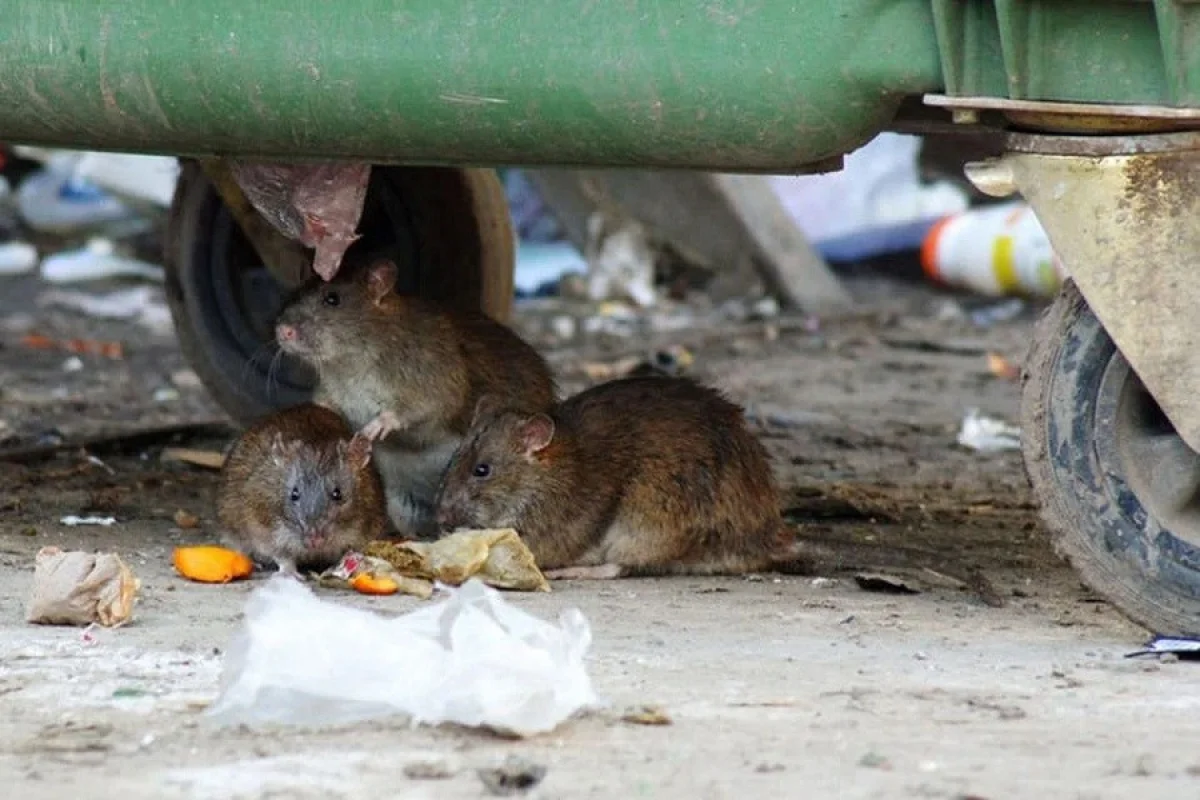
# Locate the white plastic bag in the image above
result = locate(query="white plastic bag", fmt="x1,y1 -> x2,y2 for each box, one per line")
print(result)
206,578 -> 600,737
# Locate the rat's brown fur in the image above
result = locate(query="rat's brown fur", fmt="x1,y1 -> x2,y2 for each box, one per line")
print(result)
436,376 -> 792,575
275,259 -> 555,537
217,403 -> 386,574
434,376 -> 1003,604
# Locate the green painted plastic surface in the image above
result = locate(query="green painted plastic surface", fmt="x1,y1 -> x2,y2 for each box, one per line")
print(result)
1,2 -> 1198,169
0,1 -> 942,170
935,0 -> 1200,107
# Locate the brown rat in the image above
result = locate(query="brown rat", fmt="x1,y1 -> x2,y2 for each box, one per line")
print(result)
217,403 -> 386,575
434,375 -> 1000,604
274,258 -> 556,538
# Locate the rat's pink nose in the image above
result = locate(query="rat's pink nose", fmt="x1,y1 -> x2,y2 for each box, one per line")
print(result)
276,323 -> 297,343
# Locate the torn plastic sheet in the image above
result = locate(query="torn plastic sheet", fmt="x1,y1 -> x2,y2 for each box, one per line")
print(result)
206,577 -> 600,737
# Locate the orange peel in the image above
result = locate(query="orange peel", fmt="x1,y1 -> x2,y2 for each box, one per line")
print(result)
173,545 -> 254,583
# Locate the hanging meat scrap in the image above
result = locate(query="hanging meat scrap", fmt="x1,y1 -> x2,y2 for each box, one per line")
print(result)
230,161 -> 371,282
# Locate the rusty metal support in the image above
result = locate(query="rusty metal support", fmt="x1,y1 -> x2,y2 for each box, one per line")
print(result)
967,131 -> 1200,452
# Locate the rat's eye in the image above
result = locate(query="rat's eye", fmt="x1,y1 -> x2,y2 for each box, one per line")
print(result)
330,487 -> 343,503
472,463 -> 492,479
322,290 -> 340,307
289,486 -> 301,502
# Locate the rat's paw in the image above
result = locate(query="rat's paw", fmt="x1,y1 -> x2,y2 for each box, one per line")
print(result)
360,410 -> 401,442
545,564 -> 623,581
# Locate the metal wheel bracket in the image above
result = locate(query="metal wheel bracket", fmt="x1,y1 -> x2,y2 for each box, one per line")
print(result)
966,131 -> 1200,454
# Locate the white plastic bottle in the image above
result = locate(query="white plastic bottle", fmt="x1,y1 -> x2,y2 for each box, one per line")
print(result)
921,201 -> 1066,298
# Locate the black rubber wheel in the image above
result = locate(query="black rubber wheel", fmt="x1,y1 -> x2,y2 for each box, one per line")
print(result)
1023,279 -> 1200,635
164,162 -> 514,425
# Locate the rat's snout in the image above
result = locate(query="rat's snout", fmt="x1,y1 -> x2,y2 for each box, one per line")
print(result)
435,503 -> 462,532
276,323 -> 298,345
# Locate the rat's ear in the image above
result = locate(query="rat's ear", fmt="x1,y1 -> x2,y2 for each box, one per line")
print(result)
470,394 -> 503,428
343,433 -> 374,471
366,259 -> 398,306
517,413 -> 555,455
269,432 -> 288,466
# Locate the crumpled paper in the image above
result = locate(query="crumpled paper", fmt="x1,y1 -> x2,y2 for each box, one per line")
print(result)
206,577 -> 600,737
956,408 -> 1021,453
321,529 -> 550,597
26,546 -> 139,626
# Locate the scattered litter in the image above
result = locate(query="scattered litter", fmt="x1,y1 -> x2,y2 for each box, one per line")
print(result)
853,573 -> 922,596
548,314 -> 576,340
0,241 -> 38,275
153,387 -> 180,403
957,409 -> 1021,453
21,333 -> 123,359
39,286 -> 173,335
173,509 -> 200,529
1126,636 -> 1200,660
173,546 -> 254,584
323,554 -> 433,599
61,356 -> 84,373
16,156 -> 144,235
580,355 -> 642,382
968,298 -> 1026,328
171,369 -> 203,390
161,447 -> 227,470
810,577 -> 839,589
986,352 -> 1021,381
350,571 -> 403,596
72,151 -> 180,208
858,751 -> 892,770
86,455 -> 115,476
26,546 -> 139,627
321,529 -> 550,597
515,241 -> 586,296
41,238 -> 164,284
621,705 -> 673,726
477,756 -> 548,796
60,515 -> 116,527
584,213 -> 658,308
206,577 -> 599,736
579,346 -> 694,382
404,758 -> 458,780
922,201 -> 1064,299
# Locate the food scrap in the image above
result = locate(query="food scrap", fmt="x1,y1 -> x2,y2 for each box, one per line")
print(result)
27,546 -> 139,627
350,572 -> 400,596
173,545 -> 254,584
621,705 -> 673,726
986,351 -> 1020,381
321,528 -> 550,599
21,333 -> 124,359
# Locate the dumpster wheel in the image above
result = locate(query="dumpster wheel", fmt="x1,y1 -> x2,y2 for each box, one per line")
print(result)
1023,279 -> 1200,635
164,162 -> 514,426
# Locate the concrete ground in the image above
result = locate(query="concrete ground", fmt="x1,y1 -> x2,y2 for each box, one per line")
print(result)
0,271 -> 1195,799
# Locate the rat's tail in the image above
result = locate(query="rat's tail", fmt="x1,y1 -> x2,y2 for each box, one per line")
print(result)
770,532 -> 1004,608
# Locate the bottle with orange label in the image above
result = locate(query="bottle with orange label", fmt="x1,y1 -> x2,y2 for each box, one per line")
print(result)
921,201 -> 1067,298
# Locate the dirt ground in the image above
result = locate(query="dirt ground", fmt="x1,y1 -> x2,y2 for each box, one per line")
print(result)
1,268 -> 1196,800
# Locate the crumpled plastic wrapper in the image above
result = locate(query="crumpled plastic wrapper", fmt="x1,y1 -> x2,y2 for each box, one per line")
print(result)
321,528 -> 550,597
206,577 -> 600,737
26,546 -> 139,627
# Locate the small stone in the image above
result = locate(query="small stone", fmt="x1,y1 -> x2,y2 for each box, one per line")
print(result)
171,369 -> 203,390
404,759 -> 456,780
621,705 -> 672,726
477,756 -> 546,796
